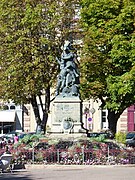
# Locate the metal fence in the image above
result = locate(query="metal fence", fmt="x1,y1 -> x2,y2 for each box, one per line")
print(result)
1,147 -> 134,165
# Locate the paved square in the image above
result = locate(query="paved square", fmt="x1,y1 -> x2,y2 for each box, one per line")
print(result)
0,165 -> 135,180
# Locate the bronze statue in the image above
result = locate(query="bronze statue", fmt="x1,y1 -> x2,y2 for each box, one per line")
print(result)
56,40 -> 80,97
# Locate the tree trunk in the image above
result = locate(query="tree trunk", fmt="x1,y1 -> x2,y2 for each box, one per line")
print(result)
42,86 -> 50,134
42,111 -> 48,134
30,86 -> 51,134
38,86 -> 51,134
107,109 -> 120,135
30,95 -> 42,133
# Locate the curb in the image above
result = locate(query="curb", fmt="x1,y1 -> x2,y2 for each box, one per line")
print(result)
25,164 -> 135,169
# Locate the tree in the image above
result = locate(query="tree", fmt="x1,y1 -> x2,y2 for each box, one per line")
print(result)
80,0 -> 135,134
0,0 -> 80,133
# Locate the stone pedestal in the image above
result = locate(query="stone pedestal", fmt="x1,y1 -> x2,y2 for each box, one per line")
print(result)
51,96 -> 85,134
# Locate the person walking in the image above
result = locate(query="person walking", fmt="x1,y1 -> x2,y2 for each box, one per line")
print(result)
14,133 -> 19,144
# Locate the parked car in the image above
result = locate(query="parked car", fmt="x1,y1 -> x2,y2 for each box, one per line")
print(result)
4,131 -> 18,139
98,132 -> 114,139
87,132 -> 99,138
126,136 -> 135,147
87,131 -> 114,139
126,132 -> 135,147
18,132 -> 36,139
18,132 -> 27,139
5,131 -> 32,141
126,132 -> 135,140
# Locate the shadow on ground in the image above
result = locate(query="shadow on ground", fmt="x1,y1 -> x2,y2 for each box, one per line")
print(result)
0,170 -> 32,180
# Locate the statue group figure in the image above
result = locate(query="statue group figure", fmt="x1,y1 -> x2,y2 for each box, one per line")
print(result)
56,40 -> 80,97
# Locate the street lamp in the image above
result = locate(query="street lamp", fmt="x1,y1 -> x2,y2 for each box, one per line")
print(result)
84,107 -> 89,130
89,108 -> 95,131
84,105 -> 95,131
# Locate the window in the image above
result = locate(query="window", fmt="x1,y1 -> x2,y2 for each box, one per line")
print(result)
102,117 -> 106,122
101,109 -> 108,129
10,105 -> 16,110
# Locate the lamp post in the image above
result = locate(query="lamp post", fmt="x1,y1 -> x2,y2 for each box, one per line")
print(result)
84,107 -> 89,130
84,100 -> 96,131
90,108 -> 95,131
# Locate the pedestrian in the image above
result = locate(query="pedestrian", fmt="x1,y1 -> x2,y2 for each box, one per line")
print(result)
14,133 -> 19,144
3,145 -> 11,154
1,138 -> 6,149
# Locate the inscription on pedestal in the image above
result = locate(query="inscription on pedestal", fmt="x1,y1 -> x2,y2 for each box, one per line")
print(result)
53,102 -> 80,123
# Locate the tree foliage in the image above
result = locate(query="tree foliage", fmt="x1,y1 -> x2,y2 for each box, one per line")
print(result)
80,0 -> 135,134
0,0 -> 80,133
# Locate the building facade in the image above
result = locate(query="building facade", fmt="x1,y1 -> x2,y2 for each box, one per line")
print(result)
0,103 -> 23,134
82,99 -> 130,133
127,105 -> 135,131
0,100 -> 135,135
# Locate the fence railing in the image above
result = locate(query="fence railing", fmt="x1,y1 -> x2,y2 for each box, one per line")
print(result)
1,147 -> 134,165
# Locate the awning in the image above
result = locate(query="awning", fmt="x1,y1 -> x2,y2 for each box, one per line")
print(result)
0,111 -> 15,122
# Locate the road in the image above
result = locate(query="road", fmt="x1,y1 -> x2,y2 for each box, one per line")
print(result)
0,165 -> 135,180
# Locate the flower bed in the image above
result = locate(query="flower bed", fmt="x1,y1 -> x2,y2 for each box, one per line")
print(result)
1,135 -> 135,166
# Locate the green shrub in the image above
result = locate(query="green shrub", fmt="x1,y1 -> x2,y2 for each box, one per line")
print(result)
19,133 -> 44,148
19,134 -> 31,144
96,134 -> 106,142
115,132 -> 126,144
90,134 -> 106,143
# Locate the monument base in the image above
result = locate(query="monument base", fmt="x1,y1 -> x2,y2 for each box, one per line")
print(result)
47,133 -> 87,141
51,96 -> 86,135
